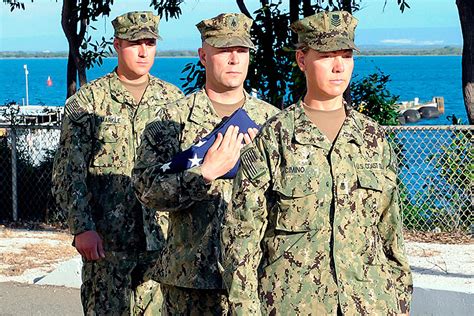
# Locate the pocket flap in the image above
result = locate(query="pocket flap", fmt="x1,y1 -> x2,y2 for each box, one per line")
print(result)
97,124 -> 121,143
275,204 -> 316,232
357,170 -> 383,192
273,178 -> 316,198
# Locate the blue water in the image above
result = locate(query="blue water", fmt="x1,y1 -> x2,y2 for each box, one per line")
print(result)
0,56 -> 467,125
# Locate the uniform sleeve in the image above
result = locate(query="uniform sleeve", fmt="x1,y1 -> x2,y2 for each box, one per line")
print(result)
132,109 -> 213,212
220,134 -> 273,316
378,139 -> 413,314
52,93 -> 95,235
140,82 -> 184,251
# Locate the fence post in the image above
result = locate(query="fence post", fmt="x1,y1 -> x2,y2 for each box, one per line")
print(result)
11,126 -> 18,221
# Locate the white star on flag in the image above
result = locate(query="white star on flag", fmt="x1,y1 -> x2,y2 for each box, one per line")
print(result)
195,140 -> 206,147
188,154 -> 203,168
161,162 -> 171,172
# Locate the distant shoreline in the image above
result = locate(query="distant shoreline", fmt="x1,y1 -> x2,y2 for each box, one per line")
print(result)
0,46 -> 463,58
0,54 -> 463,59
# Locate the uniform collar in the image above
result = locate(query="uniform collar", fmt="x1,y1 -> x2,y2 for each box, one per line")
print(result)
189,88 -> 252,127
293,100 -> 364,148
293,100 -> 331,150
140,75 -> 160,106
109,69 -> 151,107
337,108 -> 364,146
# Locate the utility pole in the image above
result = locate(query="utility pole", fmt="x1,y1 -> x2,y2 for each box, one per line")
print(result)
23,64 -> 29,106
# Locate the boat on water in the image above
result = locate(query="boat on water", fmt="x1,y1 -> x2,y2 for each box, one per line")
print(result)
397,96 -> 444,124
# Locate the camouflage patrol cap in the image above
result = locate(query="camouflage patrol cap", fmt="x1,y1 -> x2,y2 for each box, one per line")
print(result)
290,11 -> 359,52
112,11 -> 161,41
196,13 -> 255,49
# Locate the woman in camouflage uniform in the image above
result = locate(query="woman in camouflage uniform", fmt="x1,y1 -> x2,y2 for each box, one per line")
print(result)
221,11 -> 412,316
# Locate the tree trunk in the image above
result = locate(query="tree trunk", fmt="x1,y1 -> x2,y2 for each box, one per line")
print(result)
342,0 -> 353,106
236,0 -> 252,18
260,0 -> 279,106
302,0 -> 313,16
289,0 -> 300,44
289,0 -> 299,22
77,1 -> 88,87
62,0 -> 76,98
61,0 -> 88,99
341,0 -> 353,13
66,51 -> 77,98
456,0 -> 474,124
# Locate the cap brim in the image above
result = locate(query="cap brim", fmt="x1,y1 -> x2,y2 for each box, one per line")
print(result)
309,36 -> 359,53
205,36 -> 255,49
118,29 -> 162,41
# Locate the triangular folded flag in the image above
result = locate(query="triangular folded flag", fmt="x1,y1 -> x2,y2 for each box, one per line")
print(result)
160,108 -> 259,179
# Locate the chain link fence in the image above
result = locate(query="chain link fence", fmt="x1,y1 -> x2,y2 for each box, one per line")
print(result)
0,124 -> 472,233
383,125 -> 472,233
0,124 -> 61,222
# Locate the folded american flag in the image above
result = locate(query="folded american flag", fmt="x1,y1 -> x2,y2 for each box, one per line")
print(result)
160,108 -> 259,179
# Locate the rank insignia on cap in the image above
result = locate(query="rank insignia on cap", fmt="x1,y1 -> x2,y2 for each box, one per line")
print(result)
290,11 -> 359,52
196,13 -> 255,49
230,16 -> 238,29
330,14 -> 341,27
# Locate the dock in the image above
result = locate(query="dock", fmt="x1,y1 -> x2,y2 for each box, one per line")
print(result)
397,96 -> 445,124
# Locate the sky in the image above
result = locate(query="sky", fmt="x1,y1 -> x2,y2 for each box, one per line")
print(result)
0,0 -> 463,52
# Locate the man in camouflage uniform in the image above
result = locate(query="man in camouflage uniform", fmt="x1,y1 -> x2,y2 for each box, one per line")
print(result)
132,13 -> 279,315
221,11 -> 413,315
52,11 -> 183,315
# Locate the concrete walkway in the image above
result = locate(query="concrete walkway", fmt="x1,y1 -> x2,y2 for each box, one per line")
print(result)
1,231 -> 472,315
0,282 -> 81,316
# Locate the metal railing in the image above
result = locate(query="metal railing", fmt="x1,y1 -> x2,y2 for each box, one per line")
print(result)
0,124 -> 472,233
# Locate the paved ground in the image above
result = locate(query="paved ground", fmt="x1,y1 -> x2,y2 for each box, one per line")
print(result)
0,282 -> 82,316
0,226 -> 473,315
405,241 -> 474,293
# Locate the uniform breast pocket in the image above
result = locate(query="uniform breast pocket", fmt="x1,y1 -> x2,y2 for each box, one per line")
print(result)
356,169 -> 384,226
91,124 -> 127,168
273,180 -> 319,233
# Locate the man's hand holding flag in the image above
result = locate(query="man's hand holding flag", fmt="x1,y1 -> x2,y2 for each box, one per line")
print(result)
159,108 -> 259,180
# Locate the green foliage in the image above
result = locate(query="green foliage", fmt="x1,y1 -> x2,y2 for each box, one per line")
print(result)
3,0 -> 185,96
151,0 -> 184,19
430,128 -> 473,230
3,0 -> 25,11
395,0 -> 410,13
447,114 -> 464,125
180,60 -> 206,95
81,35 -> 114,70
180,0 -> 409,108
247,2 -> 297,107
398,184 -> 430,231
350,71 -> 400,125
